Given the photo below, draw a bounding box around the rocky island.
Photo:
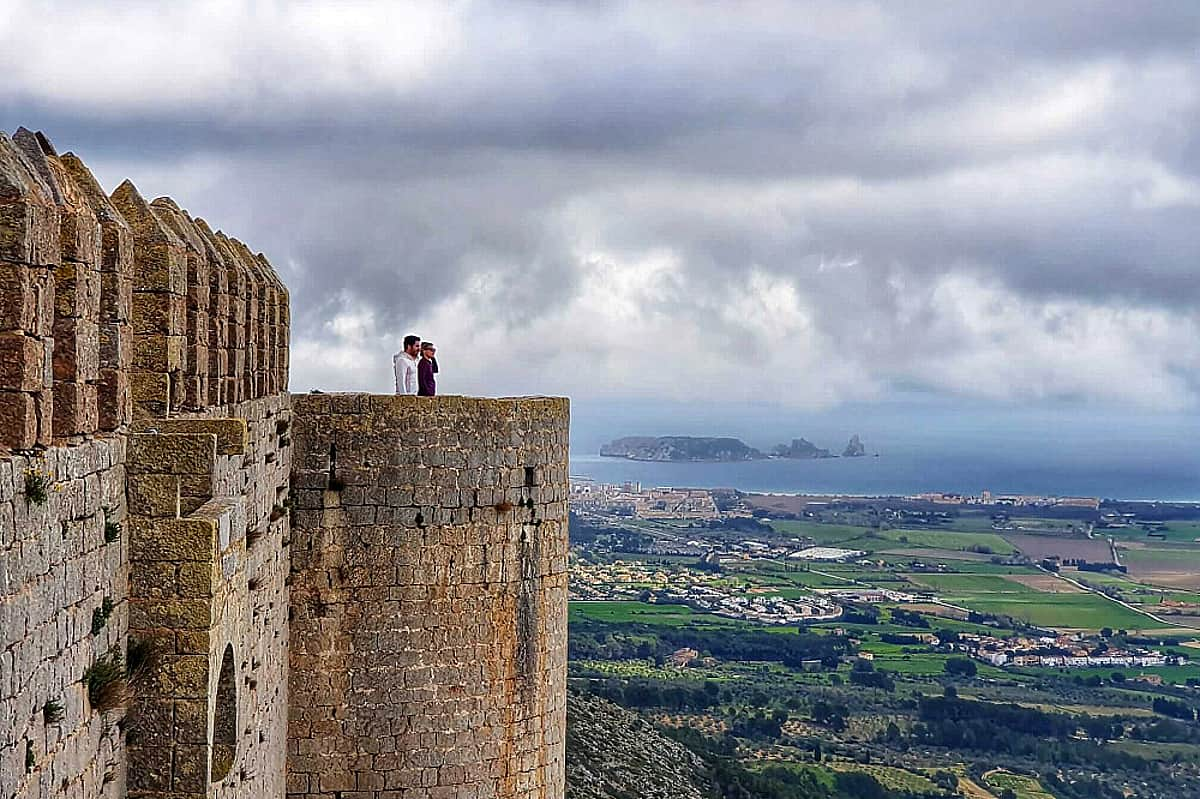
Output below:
[599,436,765,462]
[599,434,872,462]
[771,438,834,459]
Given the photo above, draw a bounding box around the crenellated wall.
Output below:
[0,129,567,799]
[0,129,293,799]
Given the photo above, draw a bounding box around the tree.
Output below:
[944,657,977,678]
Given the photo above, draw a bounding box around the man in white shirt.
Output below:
[393,334,421,394]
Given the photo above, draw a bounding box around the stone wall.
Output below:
[287,394,569,799]
[0,439,129,799]
[0,129,292,799]
[2,128,569,799]
[123,396,291,799]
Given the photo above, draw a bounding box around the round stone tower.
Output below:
[286,393,569,799]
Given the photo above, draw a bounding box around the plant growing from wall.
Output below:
[24,467,49,505]
[103,507,121,543]
[90,596,115,636]
[42,699,64,724]
[25,740,34,772]
[84,651,129,712]
[126,636,159,685]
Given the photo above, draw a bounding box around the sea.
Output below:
[567,399,1200,502]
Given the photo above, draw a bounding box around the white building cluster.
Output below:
[951,632,1180,670]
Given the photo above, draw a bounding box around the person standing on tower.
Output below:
[393,334,420,394]
[418,341,437,396]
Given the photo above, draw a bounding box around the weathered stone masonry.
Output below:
[0,128,568,799]
[288,395,569,799]
[0,127,292,799]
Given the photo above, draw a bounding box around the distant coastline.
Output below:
[569,452,1200,504]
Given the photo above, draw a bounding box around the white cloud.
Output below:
[5,2,1198,413]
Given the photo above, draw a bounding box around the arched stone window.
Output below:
[211,643,237,782]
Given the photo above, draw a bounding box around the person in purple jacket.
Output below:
[417,341,438,396]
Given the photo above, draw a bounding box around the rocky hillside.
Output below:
[566,690,708,799]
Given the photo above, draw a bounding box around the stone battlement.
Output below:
[0,127,289,450]
[0,130,567,799]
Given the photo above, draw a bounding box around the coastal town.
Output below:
[570,478,1103,522]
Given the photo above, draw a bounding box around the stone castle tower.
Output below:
[0,129,568,799]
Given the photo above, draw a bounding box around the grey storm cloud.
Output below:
[1,0,1197,407]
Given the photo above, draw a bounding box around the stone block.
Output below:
[132,290,185,335]
[130,560,177,600]
[99,270,132,321]
[52,261,101,319]
[98,312,130,359]
[52,318,100,382]
[97,367,129,431]
[57,199,101,265]
[0,391,36,450]
[153,417,247,456]
[133,333,185,371]
[0,198,58,265]
[127,472,179,517]
[172,743,208,791]
[128,517,216,562]
[31,266,54,337]
[130,370,171,416]
[175,629,210,653]
[175,562,216,598]
[133,243,188,296]
[125,746,172,792]
[0,261,36,332]
[0,333,43,391]
[52,381,98,437]
[129,598,212,631]
[128,433,216,475]
[173,699,207,743]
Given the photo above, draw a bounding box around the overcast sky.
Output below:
[2,1,1198,419]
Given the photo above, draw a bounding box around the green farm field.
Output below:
[904,573,1158,630]
[881,528,1016,554]
[1104,521,1200,544]
[571,601,733,627]
[570,601,798,635]
[984,770,1054,799]
[1122,545,1200,565]
[767,519,878,544]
